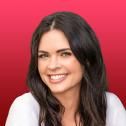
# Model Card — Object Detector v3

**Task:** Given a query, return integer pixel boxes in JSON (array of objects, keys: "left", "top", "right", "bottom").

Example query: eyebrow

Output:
[{"left": 38, "top": 48, "right": 71, "bottom": 53}]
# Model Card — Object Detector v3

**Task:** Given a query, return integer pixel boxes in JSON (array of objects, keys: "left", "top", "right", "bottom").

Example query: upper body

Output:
[
  {"left": 5, "top": 11, "right": 126, "bottom": 126},
  {"left": 5, "top": 92, "right": 126, "bottom": 126}
]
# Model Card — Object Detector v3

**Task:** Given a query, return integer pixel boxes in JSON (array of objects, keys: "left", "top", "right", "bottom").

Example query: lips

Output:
[{"left": 48, "top": 74, "right": 67, "bottom": 84}]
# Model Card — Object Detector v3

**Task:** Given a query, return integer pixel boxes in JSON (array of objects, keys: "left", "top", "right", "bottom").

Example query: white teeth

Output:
[{"left": 50, "top": 75, "right": 65, "bottom": 80}]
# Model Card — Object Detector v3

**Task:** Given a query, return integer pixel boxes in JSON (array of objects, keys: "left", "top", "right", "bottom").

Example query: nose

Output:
[{"left": 47, "top": 56, "right": 61, "bottom": 70}]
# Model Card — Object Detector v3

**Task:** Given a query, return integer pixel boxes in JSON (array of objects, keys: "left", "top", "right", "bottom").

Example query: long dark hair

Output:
[{"left": 27, "top": 11, "right": 108, "bottom": 126}]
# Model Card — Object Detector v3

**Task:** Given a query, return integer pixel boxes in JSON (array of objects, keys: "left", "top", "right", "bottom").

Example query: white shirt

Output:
[{"left": 5, "top": 92, "right": 126, "bottom": 126}]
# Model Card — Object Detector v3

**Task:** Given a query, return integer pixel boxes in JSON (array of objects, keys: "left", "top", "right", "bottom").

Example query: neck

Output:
[
  {"left": 53, "top": 84, "right": 81, "bottom": 126},
  {"left": 54, "top": 84, "right": 80, "bottom": 117}
]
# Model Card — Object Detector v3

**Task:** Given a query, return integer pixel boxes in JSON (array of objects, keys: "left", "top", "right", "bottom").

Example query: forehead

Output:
[{"left": 38, "top": 29, "right": 70, "bottom": 50}]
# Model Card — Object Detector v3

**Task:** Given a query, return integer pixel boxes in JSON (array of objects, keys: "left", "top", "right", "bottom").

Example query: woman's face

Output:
[{"left": 38, "top": 29, "right": 84, "bottom": 95}]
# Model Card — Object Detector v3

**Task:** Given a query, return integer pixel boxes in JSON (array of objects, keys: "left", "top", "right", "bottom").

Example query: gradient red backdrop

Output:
[{"left": 0, "top": 0, "right": 126, "bottom": 125}]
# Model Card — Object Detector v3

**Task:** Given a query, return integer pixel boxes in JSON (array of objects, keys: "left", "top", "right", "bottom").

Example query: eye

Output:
[
  {"left": 61, "top": 52, "right": 72, "bottom": 57},
  {"left": 38, "top": 53, "right": 49, "bottom": 59}
]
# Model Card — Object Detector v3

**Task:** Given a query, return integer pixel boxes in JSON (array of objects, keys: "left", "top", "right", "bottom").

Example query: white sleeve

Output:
[
  {"left": 106, "top": 92, "right": 126, "bottom": 126},
  {"left": 5, "top": 94, "right": 39, "bottom": 126}
]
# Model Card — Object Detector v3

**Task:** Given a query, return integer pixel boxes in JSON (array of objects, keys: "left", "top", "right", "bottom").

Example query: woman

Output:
[{"left": 5, "top": 11, "right": 126, "bottom": 126}]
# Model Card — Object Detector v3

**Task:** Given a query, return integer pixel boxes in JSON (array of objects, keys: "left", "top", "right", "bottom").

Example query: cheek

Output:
[
  {"left": 65, "top": 58, "right": 83, "bottom": 73},
  {"left": 38, "top": 63, "right": 47, "bottom": 84},
  {"left": 72, "top": 62, "right": 84, "bottom": 80},
  {"left": 38, "top": 61, "right": 46, "bottom": 76}
]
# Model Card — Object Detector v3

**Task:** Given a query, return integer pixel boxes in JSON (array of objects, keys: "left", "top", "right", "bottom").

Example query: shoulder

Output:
[
  {"left": 5, "top": 92, "right": 40, "bottom": 126},
  {"left": 106, "top": 92, "right": 125, "bottom": 108},
  {"left": 10, "top": 92, "right": 39, "bottom": 110},
  {"left": 106, "top": 92, "right": 126, "bottom": 126}
]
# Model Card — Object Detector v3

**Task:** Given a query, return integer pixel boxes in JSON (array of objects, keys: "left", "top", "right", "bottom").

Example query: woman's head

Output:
[
  {"left": 27, "top": 11, "right": 107, "bottom": 126},
  {"left": 28, "top": 11, "right": 106, "bottom": 91},
  {"left": 38, "top": 29, "right": 84, "bottom": 95}
]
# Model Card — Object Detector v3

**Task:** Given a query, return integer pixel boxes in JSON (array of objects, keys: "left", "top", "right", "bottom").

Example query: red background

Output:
[{"left": 0, "top": 0, "right": 126, "bottom": 125}]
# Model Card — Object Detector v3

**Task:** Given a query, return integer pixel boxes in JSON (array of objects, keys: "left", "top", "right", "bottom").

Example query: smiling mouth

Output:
[{"left": 48, "top": 74, "right": 67, "bottom": 84}]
